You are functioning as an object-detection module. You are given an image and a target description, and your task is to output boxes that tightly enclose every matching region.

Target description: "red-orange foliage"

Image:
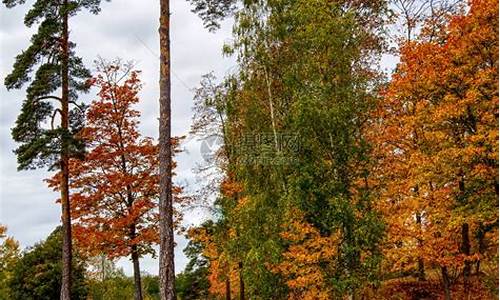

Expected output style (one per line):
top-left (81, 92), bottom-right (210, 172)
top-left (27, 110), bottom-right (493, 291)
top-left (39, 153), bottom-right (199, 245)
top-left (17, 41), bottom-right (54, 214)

top-left (47, 63), bottom-right (184, 259)
top-left (187, 225), bottom-right (240, 299)
top-left (369, 0), bottom-right (498, 296)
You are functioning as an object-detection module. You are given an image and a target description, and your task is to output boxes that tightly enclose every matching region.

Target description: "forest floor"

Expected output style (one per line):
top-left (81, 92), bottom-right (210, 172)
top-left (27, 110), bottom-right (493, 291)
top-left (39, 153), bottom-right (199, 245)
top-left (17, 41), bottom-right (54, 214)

top-left (365, 270), bottom-right (498, 300)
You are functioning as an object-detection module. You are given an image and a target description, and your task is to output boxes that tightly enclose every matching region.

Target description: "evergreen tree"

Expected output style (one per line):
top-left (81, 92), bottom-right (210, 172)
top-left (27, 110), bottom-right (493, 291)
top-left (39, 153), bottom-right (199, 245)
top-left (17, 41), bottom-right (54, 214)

top-left (175, 221), bottom-right (214, 300)
top-left (3, 0), bottom-right (107, 298)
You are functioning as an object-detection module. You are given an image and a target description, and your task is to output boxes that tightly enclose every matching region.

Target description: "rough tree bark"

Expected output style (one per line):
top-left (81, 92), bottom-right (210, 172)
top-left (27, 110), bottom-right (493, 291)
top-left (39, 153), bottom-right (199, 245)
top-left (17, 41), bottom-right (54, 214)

top-left (60, 0), bottom-right (72, 298)
top-left (159, 0), bottom-right (175, 299)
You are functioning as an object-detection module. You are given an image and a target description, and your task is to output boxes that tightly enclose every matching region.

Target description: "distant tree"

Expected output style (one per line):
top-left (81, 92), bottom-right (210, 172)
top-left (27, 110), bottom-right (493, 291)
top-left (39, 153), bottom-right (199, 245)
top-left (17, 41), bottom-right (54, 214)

top-left (176, 221), bottom-right (214, 300)
top-left (143, 275), bottom-right (160, 300)
top-left (86, 254), bottom-right (123, 282)
top-left (86, 264), bottom-right (135, 300)
top-left (0, 224), bottom-right (20, 298)
top-left (87, 270), bottom-right (161, 300)
top-left (8, 227), bottom-right (87, 300)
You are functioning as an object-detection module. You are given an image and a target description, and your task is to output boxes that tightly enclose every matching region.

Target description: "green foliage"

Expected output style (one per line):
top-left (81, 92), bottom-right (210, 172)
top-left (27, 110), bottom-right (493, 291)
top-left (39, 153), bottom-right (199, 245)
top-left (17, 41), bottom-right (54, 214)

top-left (189, 0), bottom-right (388, 298)
top-left (8, 227), bottom-right (87, 300)
top-left (175, 270), bottom-right (211, 300)
top-left (143, 275), bottom-right (160, 300)
top-left (175, 223), bottom-right (212, 300)
top-left (233, 0), bottom-right (385, 297)
top-left (0, 226), bottom-right (20, 299)
top-left (188, 0), bottom-right (237, 31)
top-left (3, 0), bottom-right (107, 171)
top-left (86, 272), bottom-right (135, 300)
top-left (87, 272), bottom-right (161, 300)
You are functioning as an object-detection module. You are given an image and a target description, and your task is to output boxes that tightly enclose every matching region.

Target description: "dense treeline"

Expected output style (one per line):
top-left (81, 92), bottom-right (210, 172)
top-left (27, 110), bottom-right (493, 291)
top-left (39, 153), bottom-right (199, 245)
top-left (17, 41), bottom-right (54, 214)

top-left (186, 0), bottom-right (498, 299)
top-left (0, 226), bottom-right (162, 300)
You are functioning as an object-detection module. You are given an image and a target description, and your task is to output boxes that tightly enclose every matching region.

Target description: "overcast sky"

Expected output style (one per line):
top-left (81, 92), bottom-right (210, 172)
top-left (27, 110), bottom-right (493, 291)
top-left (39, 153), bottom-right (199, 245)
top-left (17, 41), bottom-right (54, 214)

top-left (0, 0), bottom-right (235, 275)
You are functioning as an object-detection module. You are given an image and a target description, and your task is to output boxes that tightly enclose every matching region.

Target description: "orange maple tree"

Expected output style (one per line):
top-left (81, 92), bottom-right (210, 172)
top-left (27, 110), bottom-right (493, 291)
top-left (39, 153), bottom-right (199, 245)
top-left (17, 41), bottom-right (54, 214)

top-left (47, 61), bottom-right (183, 300)
top-left (369, 0), bottom-right (498, 298)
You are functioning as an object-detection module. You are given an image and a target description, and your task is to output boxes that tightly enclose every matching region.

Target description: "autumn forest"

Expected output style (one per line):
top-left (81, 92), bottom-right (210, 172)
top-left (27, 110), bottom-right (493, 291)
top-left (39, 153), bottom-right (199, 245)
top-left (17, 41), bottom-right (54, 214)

top-left (0, 0), bottom-right (498, 299)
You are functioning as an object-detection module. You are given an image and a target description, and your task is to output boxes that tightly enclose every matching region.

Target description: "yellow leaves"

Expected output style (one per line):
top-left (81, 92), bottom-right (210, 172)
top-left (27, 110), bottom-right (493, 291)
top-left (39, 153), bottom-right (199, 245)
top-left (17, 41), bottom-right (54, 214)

top-left (0, 225), bottom-right (19, 260)
top-left (280, 219), bottom-right (316, 243)
top-left (220, 178), bottom-right (243, 198)
top-left (188, 226), bottom-right (216, 258)
top-left (275, 207), bottom-right (339, 299)
top-left (234, 196), bottom-right (249, 213)
top-left (189, 224), bottom-right (240, 299)
top-left (368, 0), bottom-right (498, 279)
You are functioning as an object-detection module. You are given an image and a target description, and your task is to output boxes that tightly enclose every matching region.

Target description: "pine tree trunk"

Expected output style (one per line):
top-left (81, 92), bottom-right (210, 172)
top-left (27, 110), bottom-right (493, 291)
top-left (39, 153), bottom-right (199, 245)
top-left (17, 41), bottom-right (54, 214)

top-left (159, 0), bottom-right (175, 299)
top-left (60, 0), bottom-right (72, 298)
top-left (131, 246), bottom-right (144, 300)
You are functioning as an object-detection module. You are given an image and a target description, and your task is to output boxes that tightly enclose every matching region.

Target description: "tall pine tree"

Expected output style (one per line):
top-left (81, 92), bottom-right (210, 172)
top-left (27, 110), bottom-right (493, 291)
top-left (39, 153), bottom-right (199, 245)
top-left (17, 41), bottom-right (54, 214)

top-left (158, 0), bottom-right (175, 299)
top-left (3, 0), bottom-right (107, 298)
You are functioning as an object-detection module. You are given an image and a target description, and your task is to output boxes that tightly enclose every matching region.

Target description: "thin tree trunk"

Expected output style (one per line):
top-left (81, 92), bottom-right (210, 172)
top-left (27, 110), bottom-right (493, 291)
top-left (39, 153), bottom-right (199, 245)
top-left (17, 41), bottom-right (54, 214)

top-left (475, 223), bottom-right (487, 274)
top-left (159, 0), bottom-right (175, 299)
top-left (416, 211), bottom-right (426, 281)
top-left (60, 0), bottom-right (72, 298)
top-left (225, 276), bottom-right (231, 300)
top-left (131, 245), bottom-right (144, 300)
top-left (458, 172), bottom-right (471, 295)
top-left (101, 255), bottom-right (106, 281)
top-left (461, 222), bottom-right (471, 296)
top-left (441, 266), bottom-right (452, 300)
top-left (238, 261), bottom-right (245, 300)
top-left (263, 65), bottom-right (278, 151)
top-left (417, 256), bottom-right (425, 281)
